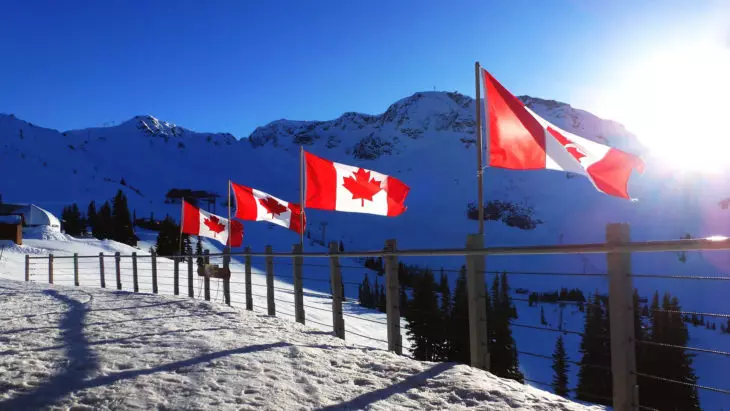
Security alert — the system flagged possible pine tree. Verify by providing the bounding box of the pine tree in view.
[551,335,569,397]
[155,216,181,256]
[339,240,344,252]
[399,285,409,317]
[448,266,470,364]
[489,273,523,382]
[96,201,113,239]
[196,236,204,265]
[405,269,441,361]
[87,201,97,236]
[640,292,700,410]
[541,306,547,325]
[373,277,381,310]
[111,190,136,246]
[61,204,84,237]
[378,284,386,313]
[576,293,612,405]
[438,271,452,359]
[359,274,373,308]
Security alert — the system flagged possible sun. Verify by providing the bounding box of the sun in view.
[601,42,730,173]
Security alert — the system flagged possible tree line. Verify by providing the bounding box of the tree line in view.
[61,190,137,247]
[358,268,702,410]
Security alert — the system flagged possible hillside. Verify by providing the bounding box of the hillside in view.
[2,91,730,408]
[0,278,603,410]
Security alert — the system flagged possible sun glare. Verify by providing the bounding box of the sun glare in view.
[603,42,730,173]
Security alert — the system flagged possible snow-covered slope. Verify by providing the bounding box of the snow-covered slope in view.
[0,279,603,410]
[2,91,729,408]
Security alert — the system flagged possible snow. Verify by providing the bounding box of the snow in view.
[0,279,603,410]
[1,89,729,408]
[0,215,21,224]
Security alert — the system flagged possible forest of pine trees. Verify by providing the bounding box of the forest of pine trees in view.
[81,190,137,246]
[357,264,702,407]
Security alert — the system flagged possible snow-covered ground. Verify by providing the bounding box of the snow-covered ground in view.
[0,279,603,410]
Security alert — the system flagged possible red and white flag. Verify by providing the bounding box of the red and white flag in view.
[231,182,305,234]
[482,69,644,199]
[181,200,243,247]
[305,151,409,216]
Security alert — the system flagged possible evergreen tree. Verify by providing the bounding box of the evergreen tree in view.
[551,335,569,397]
[155,216,182,256]
[399,285,409,317]
[378,284,386,313]
[405,269,442,361]
[373,277,381,310]
[489,273,523,382]
[339,240,344,252]
[96,201,114,239]
[183,234,192,256]
[359,274,373,308]
[87,201,97,236]
[640,292,700,410]
[196,236,204,264]
[448,266,470,364]
[576,293,612,405]
[111,190,136,246]
[61,203,84,237]
[541,306,547,325]
[437,271,452,359]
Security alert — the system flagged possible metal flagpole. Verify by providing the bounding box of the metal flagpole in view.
[178,201,185,256]
[300,146,305,247]
[475,61,485,235]
[227,180,232,248]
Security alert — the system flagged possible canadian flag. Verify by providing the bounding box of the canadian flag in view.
[231,182,305,234]
[482,69,644,199]
[304,151,409,216]
[181,200,243,247]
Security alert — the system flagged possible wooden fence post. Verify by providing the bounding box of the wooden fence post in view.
[25,255,30,282]
[203,250,210,301]
[466,234,490,370]
[132,252,139,293]
[173,256,180,296]
[187,256,194,298]
[607,223,638,411]
[293,244,305,324]
[48,254,53,284]
[151,251,158,294]
[73,253,79,286]
[266,245,275,315]
[384,239,401,354]
[245,247,253,310]
[99,252,106,288]
[223,247,231,306]
[115,252,122,290]
[329,242,345,339]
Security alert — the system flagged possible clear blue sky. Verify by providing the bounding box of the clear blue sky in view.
[0,1,724,137]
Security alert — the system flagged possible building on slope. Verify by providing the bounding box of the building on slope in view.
[0,202,61,230]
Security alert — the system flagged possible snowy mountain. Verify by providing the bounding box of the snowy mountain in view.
[2,91,729,408]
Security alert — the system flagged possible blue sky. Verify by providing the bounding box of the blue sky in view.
[0,1,726,137]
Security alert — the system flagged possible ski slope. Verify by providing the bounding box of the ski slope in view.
[0,278,604,410]
[2,90,729,408]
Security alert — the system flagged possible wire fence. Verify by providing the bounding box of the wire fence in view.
[22,230,730,410]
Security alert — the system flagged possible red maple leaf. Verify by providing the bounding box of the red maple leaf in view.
[548,127,587,164]
[258,196,288,217]
[342,168,382,206]
[203,215,226,234]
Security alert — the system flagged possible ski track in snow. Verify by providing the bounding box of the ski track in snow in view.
[0,279,604,411]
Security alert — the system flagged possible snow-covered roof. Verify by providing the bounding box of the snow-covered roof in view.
[0,203,60,228]
[0,215,21,224]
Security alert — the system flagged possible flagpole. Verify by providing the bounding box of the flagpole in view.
[178,201,184,256]
[299,146,305,247]
[475,61,485,235]
[227,180,232,248]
